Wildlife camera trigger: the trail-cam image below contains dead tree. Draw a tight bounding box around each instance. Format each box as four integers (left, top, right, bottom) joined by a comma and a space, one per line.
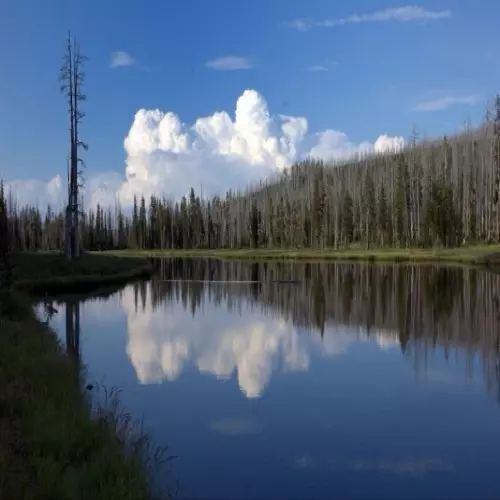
60, 32, 87, 260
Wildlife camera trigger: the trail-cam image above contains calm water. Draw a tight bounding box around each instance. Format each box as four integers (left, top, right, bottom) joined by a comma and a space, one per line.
45, 260, 500, 499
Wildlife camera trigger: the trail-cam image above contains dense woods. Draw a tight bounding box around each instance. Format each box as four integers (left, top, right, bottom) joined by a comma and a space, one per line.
4, 100, 500, 252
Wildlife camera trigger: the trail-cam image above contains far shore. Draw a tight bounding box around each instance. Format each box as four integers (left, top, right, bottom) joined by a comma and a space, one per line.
97, 244, 500, 267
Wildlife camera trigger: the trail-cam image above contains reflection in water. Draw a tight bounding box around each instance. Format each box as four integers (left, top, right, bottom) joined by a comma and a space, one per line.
65, 300, 81, 370
125, 283, 356, 398
37, 297, 81, 368
42, 261, 500, 499
119, 260, 500, 401
294, 454, 454, 477
209, 417, 261, 436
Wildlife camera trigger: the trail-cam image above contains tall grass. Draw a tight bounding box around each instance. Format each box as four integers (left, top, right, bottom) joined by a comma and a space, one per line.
87, 381, 178, 499
0, 252, 173, 499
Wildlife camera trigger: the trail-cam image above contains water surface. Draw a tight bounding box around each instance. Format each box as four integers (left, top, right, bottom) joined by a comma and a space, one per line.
46, 260, 500, 499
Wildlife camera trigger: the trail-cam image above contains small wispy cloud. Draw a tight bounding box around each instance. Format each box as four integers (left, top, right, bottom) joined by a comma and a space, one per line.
307, 65, 329, 72
413, 95, 479, 112
205, 56, 255, 71
288, 5, 451, 32
306, 59, 338, 72
110, 51, 136, 69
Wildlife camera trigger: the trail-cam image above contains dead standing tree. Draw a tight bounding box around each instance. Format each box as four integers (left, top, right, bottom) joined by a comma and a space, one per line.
60, 32, 87, 260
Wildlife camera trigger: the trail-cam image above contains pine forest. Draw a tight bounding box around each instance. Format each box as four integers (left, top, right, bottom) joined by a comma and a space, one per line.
3, 100, 500, 254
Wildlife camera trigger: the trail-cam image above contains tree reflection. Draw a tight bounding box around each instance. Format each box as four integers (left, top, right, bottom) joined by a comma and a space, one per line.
65, 299, 81, 371
147, 258, 500, 401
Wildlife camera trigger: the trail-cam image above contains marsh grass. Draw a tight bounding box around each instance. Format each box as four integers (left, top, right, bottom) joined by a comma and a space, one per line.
101, 244, 500, 266
0, 252, 173, 499
88, 381, 178, 499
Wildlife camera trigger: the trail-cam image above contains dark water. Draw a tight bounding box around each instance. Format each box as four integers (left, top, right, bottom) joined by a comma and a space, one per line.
45, 260, 500, 499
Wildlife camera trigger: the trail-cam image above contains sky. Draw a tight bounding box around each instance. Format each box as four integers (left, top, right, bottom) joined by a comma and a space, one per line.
1, 0, 499, 209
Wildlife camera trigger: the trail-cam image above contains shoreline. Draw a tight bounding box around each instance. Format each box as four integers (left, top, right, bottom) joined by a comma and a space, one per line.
0, 253, 160, 499
98, 245, 500, 267
12, 252, 153, 295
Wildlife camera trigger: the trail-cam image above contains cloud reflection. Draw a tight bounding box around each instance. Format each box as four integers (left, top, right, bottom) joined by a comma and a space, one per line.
295, 454, 454, 476
121, 284, 400, 398
209, 417, 261, 436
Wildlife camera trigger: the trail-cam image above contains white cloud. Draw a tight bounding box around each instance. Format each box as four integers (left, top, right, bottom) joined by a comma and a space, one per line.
3, 174, 65, 210
412, 95, 479, 112
4, 89, 405, 209
205, 56, 255, 71
373, 134, 406, 154
307, 65, 329, 72
309, 130, 373, 162
309, 131, 405, 163
288, 5, 451, 31
306, 60, 337, 72
110, 51, 136, 69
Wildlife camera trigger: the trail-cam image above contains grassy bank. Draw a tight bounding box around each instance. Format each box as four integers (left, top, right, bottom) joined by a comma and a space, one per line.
0, 252, 160, 499
11, 251, 153, 295
100, 244, 500, 266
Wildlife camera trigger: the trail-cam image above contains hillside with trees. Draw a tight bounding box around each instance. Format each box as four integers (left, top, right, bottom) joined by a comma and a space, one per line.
3, 100, 500, 253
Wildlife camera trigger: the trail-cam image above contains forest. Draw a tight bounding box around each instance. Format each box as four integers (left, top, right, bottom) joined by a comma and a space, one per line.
2, 99, 500, 254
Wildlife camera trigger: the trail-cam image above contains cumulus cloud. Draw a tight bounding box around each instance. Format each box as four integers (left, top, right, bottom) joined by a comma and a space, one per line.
114, 89, 404, 205
412, 95, 479, 112
5, 89, 405, 209
288, 5, 451, 31
114, 89, 311, 205
120, 283, 399, 398
4, 174, 65, 210
205, 56, 255, 70
110, 51, 136, 69
373, 134, 406, 154
308, 131, 404, 163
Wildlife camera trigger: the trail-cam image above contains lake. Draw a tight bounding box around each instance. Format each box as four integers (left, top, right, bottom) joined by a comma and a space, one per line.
44, 259, 500, 499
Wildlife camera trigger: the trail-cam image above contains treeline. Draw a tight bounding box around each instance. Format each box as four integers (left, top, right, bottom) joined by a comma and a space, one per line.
4, 100, 500, 252
141, 259, 500, 400
0, 181, 12, 300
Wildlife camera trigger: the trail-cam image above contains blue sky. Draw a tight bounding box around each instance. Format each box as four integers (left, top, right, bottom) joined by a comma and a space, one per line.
1, 0, 499, 207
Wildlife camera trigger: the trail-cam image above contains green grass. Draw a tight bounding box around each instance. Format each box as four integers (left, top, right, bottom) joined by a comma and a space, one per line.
11, 251, 153, 295
99, 244, 500, 266
0, 252, 170, 499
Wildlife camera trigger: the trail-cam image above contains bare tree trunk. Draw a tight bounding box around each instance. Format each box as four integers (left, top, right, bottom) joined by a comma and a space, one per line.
60, 32, 87, 261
